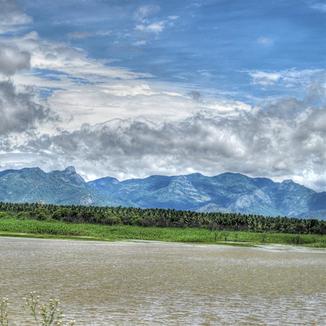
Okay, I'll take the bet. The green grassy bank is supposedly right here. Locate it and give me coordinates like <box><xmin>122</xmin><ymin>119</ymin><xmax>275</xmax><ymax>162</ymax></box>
<box><xmin>0</xmin><ymin>217</ymin><xmax>325</xmax><ymax>247</ymax></box>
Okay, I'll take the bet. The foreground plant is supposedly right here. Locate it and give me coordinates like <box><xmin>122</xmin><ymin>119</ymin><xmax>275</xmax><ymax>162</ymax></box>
<box><xmin>0</xmin><ymin>298</ymin><xmax>9</xmax><ymax>326</ymax></box>
<box><xmin>0</xmin><ymin>294</ymin><xmax>75</xmax><ymax>326</ymax></box>
<box><xmin>25</xmin><ymin>292</ymin><xmax>75</xmax><ymax>326</ymax></box>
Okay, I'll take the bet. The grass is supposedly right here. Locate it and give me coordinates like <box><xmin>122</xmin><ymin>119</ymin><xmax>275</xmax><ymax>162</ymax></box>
<box><xmin>0</xmin><ymin>217</ymin><xmax>325</xmax><ymax>247</ymax></box>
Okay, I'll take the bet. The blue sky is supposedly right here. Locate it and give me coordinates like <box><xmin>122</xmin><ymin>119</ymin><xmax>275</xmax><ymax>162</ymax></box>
<box><xmin>1</xmin><ymin>0</ymin><xmax>326</xmax><ymax>190</ymax></box>
<box><xmin>17</xmin><ymin>0</ymin><xmax>326</xmax><ymax>99</ymax></box>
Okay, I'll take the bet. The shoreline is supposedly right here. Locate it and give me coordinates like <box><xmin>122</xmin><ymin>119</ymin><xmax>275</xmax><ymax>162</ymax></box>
<box><xmin>0</xmin><ymin>225</ymin><xmax>325</xmax><ymax>249</ymax></box>
<box><xmin>1</xmin><ymin>233</ymin><xmax>326</xmax><ymax>254</ymax></box>
<box><xmin>0</xmin><ymin>230</ymin><xmax>256</xmax><ymax>247</ymax></box>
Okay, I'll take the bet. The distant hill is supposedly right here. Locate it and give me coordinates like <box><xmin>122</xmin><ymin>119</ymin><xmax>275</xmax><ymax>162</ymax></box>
<box><xmin>0</xmin><ymin>166</ymin><xmax>94</xmax><ymax>206</ymax></box>
<box><xmin>0</xmin><ymin>167</ymin><xmax>325</xmax><ymax>220</ymax></box>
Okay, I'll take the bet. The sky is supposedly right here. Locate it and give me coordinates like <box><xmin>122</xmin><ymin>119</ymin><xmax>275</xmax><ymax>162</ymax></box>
<box><xmin>0</xmin><ymin>0</ymin><xmax>326</xmax><ymax>190</ymax></box>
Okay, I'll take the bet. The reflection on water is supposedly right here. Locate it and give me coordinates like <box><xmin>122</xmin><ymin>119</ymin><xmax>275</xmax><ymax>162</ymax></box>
<box><xmin>0</xmin><ymin>237</ymin><xmax>325</xmax><ymax>325</ymax></box>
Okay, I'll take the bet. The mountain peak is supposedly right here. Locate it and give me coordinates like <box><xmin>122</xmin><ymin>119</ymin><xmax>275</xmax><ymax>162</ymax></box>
<box><xmin>282</xmin><ymin>179</ymin><xmax>295</xmax><ymax>184</ymax></box>
<box><xmin>0</xmin><ymin>168</ymin><xmax>325</xmax><ymax>219</ymax></box>
<box><xmin>216</xmin><ymin>172</ymin><xmax>248</xmax><ymax>179</ymax></box>
<box><xmin>64</xmin><ymin>166</ymin><xmax>76</xmax><ymax>174</ymax></box>
<box><xmin>19</xmin><ymin>167</ymin><xmax>43</xmax><ymax>173</ymax></box>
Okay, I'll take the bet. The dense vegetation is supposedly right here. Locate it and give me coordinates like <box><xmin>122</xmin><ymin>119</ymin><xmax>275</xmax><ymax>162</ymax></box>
<box><xmin>0</xmin><ymin>218</ymin><xmax>325</xmax><ymax>247</ymax></box>
<box><xmin>0</xmin><ymin>202</ymin><xmax>325</xmax><ymax>235</ymax></box>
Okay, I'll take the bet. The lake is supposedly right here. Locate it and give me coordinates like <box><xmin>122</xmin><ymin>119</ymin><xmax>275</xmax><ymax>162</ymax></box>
<box><xmin>0</xmin><ymin>237</ymin><xmax>325</xmax><ymax>325</ymax></box>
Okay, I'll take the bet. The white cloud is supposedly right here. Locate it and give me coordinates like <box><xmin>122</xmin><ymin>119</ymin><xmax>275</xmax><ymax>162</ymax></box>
<box><xmin>67</xmin><ymin>30</ymin><xmax>112</xmax><ymax>39</ymax></box>
<box><xmin>3</xmin><ymin>31</ymin><xmax>149</xmax><ymax>83</ymax></box>
<box><xmin>0</xmin><ymin>0</ymin><xmax>32</xmax><ymax>33</ymax></box>
<box><xmin>43</xmin><ymin>80</ymin><xmax>250</xmax><ymax>130</ymax></box>
<box><xmin>0</xmin><ymin>44</ymin><xmax>30</xmax><ymax>76</ymax></box>
<box><xmin>0</xmin><ymin>28</ymin><xmax>249</xmax><ymax>131</ymax></box>
<box><xmin>250</xmin><ymin>71</ymin><xmax>281</xmax><ymax>86</ymax></box>
<box><xmin>133</xmin><ymin>5</ymin><xmax>177</xmax><ymax>35</ymax></box>
<box><xmin>135</xmin><ymin>21</ymin><xmax>166</xmax><ymax>34</ymax></box>
<box><xmin>8</xmin><ymin>89</ymin><xmax>326</xmax><ymax>191</ymax></box>
<box><xmin>249</xmin><ymin>69</ymin><xmax>325</xmax><ymax>87</ymax></box>
<box><xmin>0</xmin><ymin>1</ymin><xmax>51</xmax><ymax>138</ymax></box>
<box><xmin>0</xmin><ymin>80</ymin><xmax>51</xmax><ymax>136</ymax></box>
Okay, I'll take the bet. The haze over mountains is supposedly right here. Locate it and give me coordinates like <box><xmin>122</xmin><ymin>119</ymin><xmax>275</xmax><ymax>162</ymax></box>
<box><xmin>0</xmin><ymin>167</ymin><xmax>325</xmax><ymax>220</ymax></box>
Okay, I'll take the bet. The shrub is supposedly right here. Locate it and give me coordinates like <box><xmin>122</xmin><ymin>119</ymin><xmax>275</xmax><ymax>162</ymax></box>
<box><xmin>0</xmin><ymin>293</ymin><xmax>75</xmax><ymax>326</ymax></box>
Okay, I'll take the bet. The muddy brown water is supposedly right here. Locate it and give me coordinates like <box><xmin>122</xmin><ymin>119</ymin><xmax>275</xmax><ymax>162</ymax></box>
<box><xmin>0</xmin><ymin>237</ymin><xmax>325</xmax><ymax>325</ymax></box>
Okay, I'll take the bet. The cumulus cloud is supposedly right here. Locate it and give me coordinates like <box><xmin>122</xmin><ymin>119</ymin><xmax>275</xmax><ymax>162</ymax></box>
<box><xmin>0</xmin><ymin>80</ymin><xmax>50</xmax><ymax>136</ymax></box>
<box><xmin>0</xmin><ymin>3</ymin><xmax>52</xmax><ymax>138</ymax></box>
<box><xmin>42</xmin><ymin>81</ymin><xmax>250</xmax><ymax>130</ymax></box>
<box><xmin>189</xmin><ymin>90</ymin><xmax>202</xmax><ymax>102</ymax></box>
<box><xmin>0</xmin><ymin>0</ymin><xmax>32</xmax><ymax>33</ymax></box>
<box><xmin>8</xmin><ymin>85</ymin><xmax>324</xmax><ymax>191</ymax></box>
<box><xmin>21</xmin><ymin>113</ymin><xmax>250</xmax><ymax>180</ymax></box>
<box><xmin>0</xmin><ymin>0</ymin><xmax>31</xmax><ymax>76</ymax></box>
<box><xmin>0</xmin><ymin>1</ymin><xmax>52</xmax><ymax>137</ymax></box>
<box><xmin>0</xmin><ymin>44</ymin><xmax>30</xmax><ymax>75</ymax></box>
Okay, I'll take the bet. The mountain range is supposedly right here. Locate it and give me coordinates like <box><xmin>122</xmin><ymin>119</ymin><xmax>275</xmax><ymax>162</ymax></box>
<box><xmin>0</xmin><ymin>166</ymin><xmax>325</xmax><ymax>220</ymax></box>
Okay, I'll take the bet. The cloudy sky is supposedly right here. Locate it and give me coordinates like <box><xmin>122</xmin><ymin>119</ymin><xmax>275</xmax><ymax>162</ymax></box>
<box><xmin>1</xmin><ymin>0</ymin><xmax>326</xmax><ymax>190</ymax></box>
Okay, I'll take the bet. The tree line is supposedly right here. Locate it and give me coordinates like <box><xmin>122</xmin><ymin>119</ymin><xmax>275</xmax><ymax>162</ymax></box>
<box><xmin>0</xmin><ymin>202</ymin><xmax>325</xmax><ymax>235</ymax></box>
